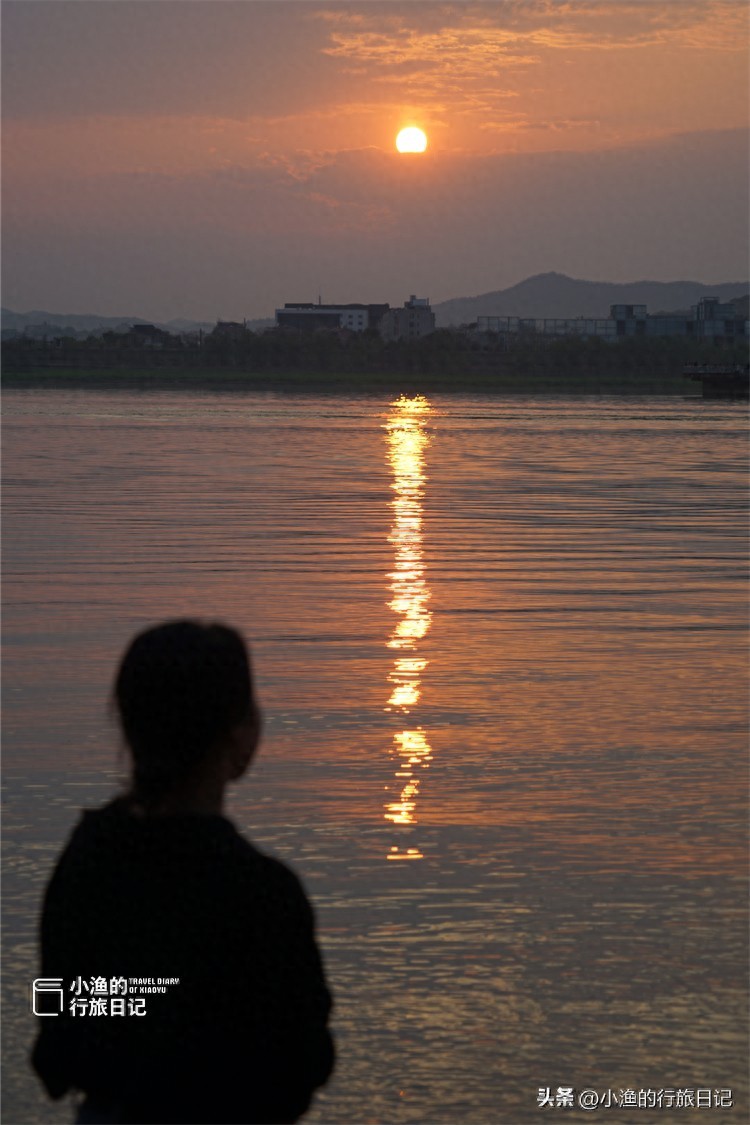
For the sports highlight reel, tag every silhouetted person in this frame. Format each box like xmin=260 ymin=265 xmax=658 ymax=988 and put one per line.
xmin=32 ymin=621 xmax=334 ymax=1124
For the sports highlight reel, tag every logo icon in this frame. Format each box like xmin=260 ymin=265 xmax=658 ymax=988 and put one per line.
xmin=32 ymin=978 xmax=64 ymax=1016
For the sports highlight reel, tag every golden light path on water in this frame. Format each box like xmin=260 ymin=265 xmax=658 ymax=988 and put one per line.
xmin=383 ymin=396 xmax=433 ymax=860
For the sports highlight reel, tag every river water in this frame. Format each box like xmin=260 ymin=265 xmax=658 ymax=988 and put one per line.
xmin=3 ymin=390 xmax=747 ymax=1123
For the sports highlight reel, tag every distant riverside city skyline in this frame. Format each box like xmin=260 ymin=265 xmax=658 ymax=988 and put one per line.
xmin=3 ymin=2 xmax=748 ymax=323
xmin=2 ymin=273 xmax=748 ymax=335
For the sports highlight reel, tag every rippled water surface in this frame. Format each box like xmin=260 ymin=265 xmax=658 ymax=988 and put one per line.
xmin=3 ymin=390 xmax=748 ymax=1123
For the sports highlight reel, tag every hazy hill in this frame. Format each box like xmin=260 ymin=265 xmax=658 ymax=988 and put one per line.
xmin=1 ymin=308 xmax=171 ymax=334
xmin=433 ymin=273 xmax=750 ymax=326
xmin=0 ymin=308 xmax=272 ymax=336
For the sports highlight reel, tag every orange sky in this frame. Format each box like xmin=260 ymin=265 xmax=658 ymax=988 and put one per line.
xmin=3 ymin=1 xmax=748 ymax=319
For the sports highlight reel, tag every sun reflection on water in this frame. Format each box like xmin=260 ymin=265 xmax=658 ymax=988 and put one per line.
xmin=383 ymin=395 xmax=433 ymax=860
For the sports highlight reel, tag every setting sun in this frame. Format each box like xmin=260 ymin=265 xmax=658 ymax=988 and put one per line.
xmin=396 ymin=126 xmax=427 ymax=153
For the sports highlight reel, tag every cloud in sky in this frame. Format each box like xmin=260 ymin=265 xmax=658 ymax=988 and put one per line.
xmin=317 ymin=1 xmax=747 ymax=53
xmin=2 ymin=0 xmax=748 ymax=319
xmin=314 ymin=0 xmax=748 ymax=148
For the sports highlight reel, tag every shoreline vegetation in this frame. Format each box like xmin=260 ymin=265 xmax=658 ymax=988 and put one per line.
xmin=3 ymin=330 xmax=747 ymax=394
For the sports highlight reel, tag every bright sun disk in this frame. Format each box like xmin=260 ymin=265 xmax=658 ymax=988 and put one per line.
xmin=396 ymin=127 xmax=428 ymax=153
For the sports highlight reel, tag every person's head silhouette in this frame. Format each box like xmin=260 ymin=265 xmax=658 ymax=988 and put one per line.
xmin=114 ymin=620 xmax=260 ymax=815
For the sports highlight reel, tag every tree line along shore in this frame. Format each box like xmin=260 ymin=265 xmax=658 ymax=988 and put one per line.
xmin=3 ymin=328 xmax=747 ymax=394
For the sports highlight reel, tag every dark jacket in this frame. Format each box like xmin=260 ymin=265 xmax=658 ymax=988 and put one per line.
xmin=32 ymin=799 xmax=334 ymax=1124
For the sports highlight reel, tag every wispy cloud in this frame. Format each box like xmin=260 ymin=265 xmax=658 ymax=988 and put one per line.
xmin=313 ymin=0 xmax=747 ymax=113
xmin=310 ymin=1 xmax=748 ymax=149
xmin=315 ymin=2 xmax=747 ymax=58
xmin=321 ymin=25 xmax=539 ymax=73
xmin=480 ymin=117 xmax=602 ymax=134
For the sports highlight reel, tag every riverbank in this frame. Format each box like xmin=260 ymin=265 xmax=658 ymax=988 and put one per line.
xmin=5 ymin=329 xmax=746 ymax=394
xmin=3 ymin=366 xmax=703 ymax=395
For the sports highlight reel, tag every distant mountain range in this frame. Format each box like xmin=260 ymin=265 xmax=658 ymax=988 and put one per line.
xmin=1 ymin=308 xmax=207 ymax=335
xmin=0 ymin=308 xmax=273 ymax=338
xmin=432 ymin=272 xmax=749 ymax=326
xmin=3 ymin=273 xmax=748 ymax=336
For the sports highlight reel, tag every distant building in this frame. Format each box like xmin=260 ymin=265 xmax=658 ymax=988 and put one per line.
xmin=476 ymin=313 xmax=618 ymax=341
xmin=127 ymin=323 xmax=170 ymax=347
xmin=476 ymin=297 xmax=748 ymax=343
xmin=610 ymin=305 xmax=647 ymax=335
xmin=379 ymin=296 xmax=436 ymax=341
xmin=211 ymin=320 xmax=247 ymax=340
xmin=692 ymin=297 xmax=747 ymax=340
xmin=275 ymin=303 xmax=389 ymax=333
xmin=637 ymin=298 xmax=746 ymax=340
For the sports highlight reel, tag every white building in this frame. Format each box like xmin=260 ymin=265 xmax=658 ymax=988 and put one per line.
xmin=275 ymin=303 xmax=389 ymax=333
